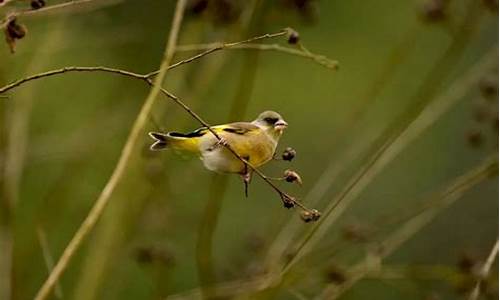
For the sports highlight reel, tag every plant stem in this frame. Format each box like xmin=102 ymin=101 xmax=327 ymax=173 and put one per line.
xmin=279 ymin=0 xmax=483 ymax=275
xmin=33 ymin=0 xmax=187 ymax=299
xmin=320 ymin=155 xmax=497 ymax=299
xmin=467 ymin=239 xmax=499 ymax=300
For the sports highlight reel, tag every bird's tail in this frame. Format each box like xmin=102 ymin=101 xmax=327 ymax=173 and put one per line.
xmin=148 ymin=131 xmax=200 ymax=153
xmin=149 ymin=132 xmax=169 ymax=151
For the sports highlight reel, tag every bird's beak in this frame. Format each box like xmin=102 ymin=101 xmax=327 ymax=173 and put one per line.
xmin=274 ymin=120 xmax=288 ymax=132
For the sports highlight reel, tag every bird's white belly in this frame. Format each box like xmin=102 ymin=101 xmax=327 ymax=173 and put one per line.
xmin=201 ymin=148 xmax=244 ymax=174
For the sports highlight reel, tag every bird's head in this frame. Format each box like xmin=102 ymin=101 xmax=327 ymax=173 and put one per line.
xmin=253 ymin=110 xmax=288 ymax=136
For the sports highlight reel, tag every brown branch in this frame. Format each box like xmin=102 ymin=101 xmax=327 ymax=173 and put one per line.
xmin=1 ymin=0 xmax=113 ymax=29
xmin=0 ymin=66 xmax=147 ymax=94
xmin=175 ymin=43 xmax=339 ymax=70
xmin=150 ymin=80 xmax=317 ymax=214
xmin=0 ymin=29 xmax=330 ymax=216
xmin=145 ymin=30 xmax=290 ymax=78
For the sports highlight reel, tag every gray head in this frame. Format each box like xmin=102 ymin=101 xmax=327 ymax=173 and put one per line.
xmin=253 ymin=110 xmax=288 ymax=134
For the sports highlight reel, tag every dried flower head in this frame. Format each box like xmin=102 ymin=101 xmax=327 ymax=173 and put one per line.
xmin=286 ymin=28 xmax=300 ymax=44
xmin=281 ymin=194 xmax=295 ymax=208
xmin=4 ymin=18 xmax=27 ymax=53
xmin=282 ymin=147 xmax=297 ymax=161
xmin=31 ymin=0 xmax=46 ymax=9
xmin=300 ymin=209 xmax=320 ymax=222
xmin=284 ymin=169 xmax=302 ymax=185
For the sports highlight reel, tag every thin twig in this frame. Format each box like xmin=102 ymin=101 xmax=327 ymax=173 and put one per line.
xmin=145 ymin=30 xmax=291 ymax=78
xmin=151 ymin=82 xmax=317 ymax=214
xmin=0 ymin=0 xmax=16 ymax=8
xmin=468 ymin=239 xmax=499 ymax=300
xmin=320 ymin=155 xmax=497 ymax=299
xmin=0 ymin=66 xmax=147 ymax=94
xmin=33 ymin=0 xmax=188 ymax=299
xmin=0 ymin=0 xmax=109 ymax=29
xmin=274 ymin=2 xmax=484 ymax=276
xmin=0 ymin=35 xmax=324 ymax=215
xmin=264 ymin=26 xmax=420 ymax=262
xmin=175 ymin=43 xmax=339 ymax=70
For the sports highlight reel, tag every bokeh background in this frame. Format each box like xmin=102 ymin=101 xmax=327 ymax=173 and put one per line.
xmin=0 ymin=0 xmax=498 ymax=299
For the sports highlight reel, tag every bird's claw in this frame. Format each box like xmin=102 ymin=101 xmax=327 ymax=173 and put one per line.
xmin=215 ymin=138 xmax=228 ymax=147
xmin=207 ymin=138 xmax=228 ymax=151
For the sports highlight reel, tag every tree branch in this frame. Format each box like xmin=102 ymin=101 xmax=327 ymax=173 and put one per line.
xmin=0 ymin=29 xmax=328 ymax=216
xmin=0 ymin=0 xmax=114 ymax=29
xmin=175 ymin=42 xmax=338 ymax=70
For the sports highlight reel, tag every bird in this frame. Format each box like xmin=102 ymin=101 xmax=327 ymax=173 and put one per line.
xmin=148 ymin=110 xmax=288 ymax=196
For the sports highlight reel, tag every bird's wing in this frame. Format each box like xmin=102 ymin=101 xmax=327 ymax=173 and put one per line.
xmin=177 ymin=122 xmax=259 ymax=137
xmin=218 ymin=122 xmax=260 ymax=135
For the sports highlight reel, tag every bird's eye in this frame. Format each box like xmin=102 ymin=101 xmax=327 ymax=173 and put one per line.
xmin=264 ymin=117 xmax=278 ymax=124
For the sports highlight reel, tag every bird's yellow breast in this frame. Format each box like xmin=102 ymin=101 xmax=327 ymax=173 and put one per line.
xmin=200 ymin=129 xmax=277 ymax=174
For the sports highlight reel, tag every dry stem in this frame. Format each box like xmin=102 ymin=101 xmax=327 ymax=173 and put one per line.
xmin=0 ymin=30 xmax=330 ymax=215
xmin=32 ymin=0 xmax=187 ymax=299
xmin=0 ymin=22 xmax=336 ymax=300
xmin=468 ymin=239 xmax=499 ymax=300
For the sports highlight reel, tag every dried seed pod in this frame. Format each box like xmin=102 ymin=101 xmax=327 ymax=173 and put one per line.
xmin=282 ymin=147 xmax=297 ymax=161
xmin=281 ymin=194 xmax=295 ymax=208
xmin=300 ymin=209 xmax=320 ymax=222
xmin=4 ymin=18 xmax=27 ymax=53
xmin=30 ymin=0 xmax=46 ymax=9
xmin=286 ymin=28 xmax=300 ymax=44
xmin=284 ymin=169 xmax=302 ymax=185
xmin=6 ymin=19 xmax=27 ymax=39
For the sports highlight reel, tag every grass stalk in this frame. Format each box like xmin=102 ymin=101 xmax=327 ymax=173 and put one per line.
xmin=33 ymin=1 xmax=187 ymax=299
xmin=319 ymin=155 xmax=497 ymax=299
xmin=277 ymin=1 xmax=484 ymax=276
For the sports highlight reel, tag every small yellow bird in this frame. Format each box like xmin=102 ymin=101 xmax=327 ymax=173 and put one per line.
xmin=148 ymin=111 xmax=288 ymax=194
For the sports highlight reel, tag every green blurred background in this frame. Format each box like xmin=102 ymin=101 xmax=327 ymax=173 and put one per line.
xmin=0 ymin=0 xmax=498 ymax=299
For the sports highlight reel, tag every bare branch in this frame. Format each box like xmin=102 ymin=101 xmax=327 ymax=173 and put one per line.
xmin=0 ymin=28 xmax=332 ymax=216
xmin=1 ymin=0 xmax=117 ymax=29
xmin=175 ymin=43 xmax=338 ymax=70
xmin=145 ymin=30 xmax=292 ymax=78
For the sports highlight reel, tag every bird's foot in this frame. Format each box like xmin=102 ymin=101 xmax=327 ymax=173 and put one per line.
xmin=215 ymin=137 xmax=228 ymax=148
xmin=207 ymin=137 xmax=228 ymax=151
xmin=242 ymin=172 xmax=252 ymax=197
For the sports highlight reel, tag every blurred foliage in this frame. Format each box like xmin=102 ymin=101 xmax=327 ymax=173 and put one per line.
xmin=0 ymin=0 xmax=498 ymax=299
